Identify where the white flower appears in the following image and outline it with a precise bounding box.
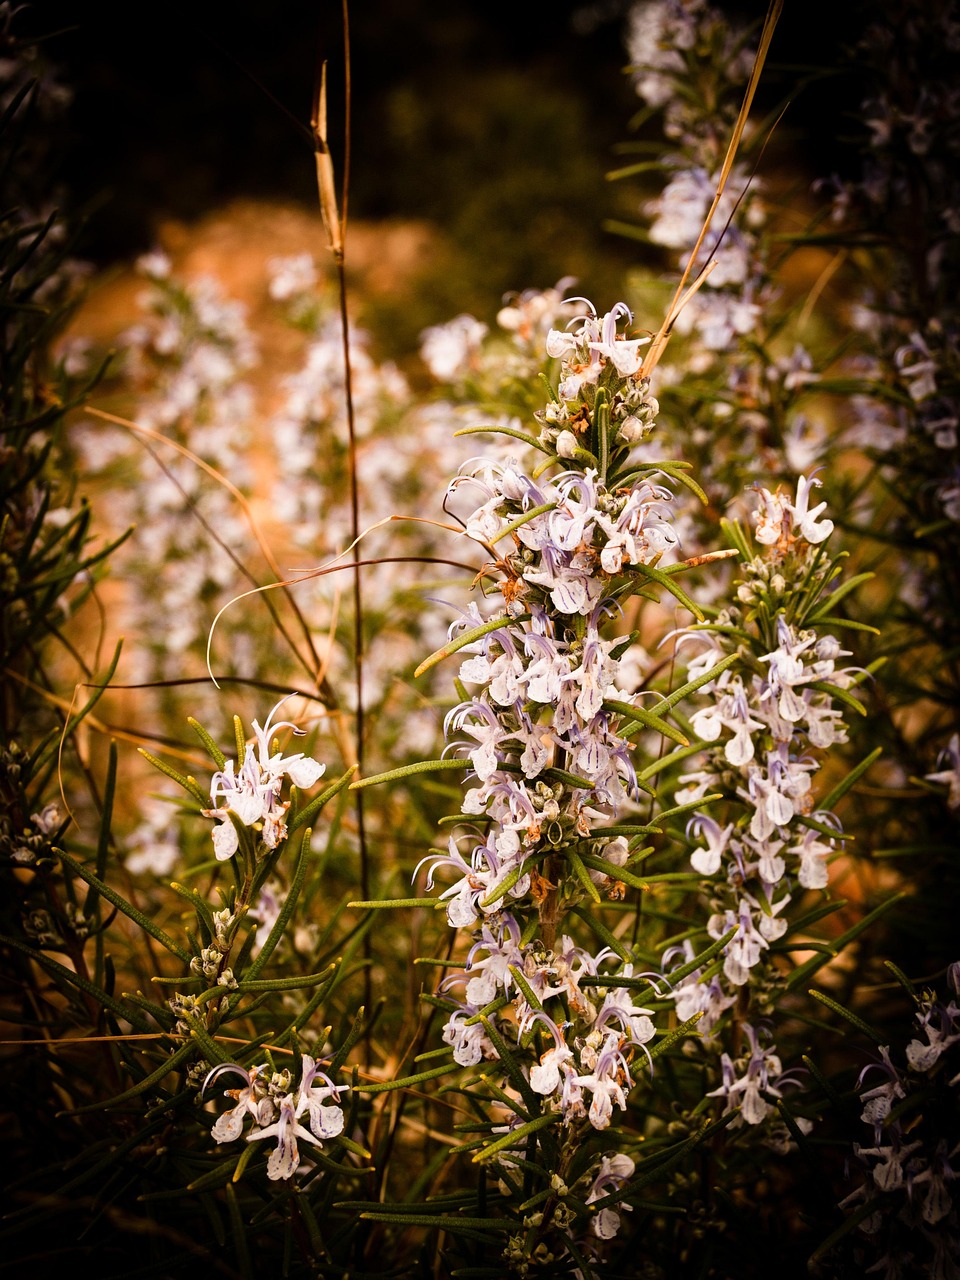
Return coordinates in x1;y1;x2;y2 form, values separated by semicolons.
585;1152;635;1240
295;1056;347;1142
204;699;325;859
267;253;317;301
206;1062;274;1144
136;249;172;279
247;1094;317;1180
707;1024;786;1127
789;475;834;544
420;314;488;381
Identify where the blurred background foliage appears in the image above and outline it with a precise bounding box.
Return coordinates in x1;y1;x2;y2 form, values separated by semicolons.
4;1;960;1276
27;0;866;350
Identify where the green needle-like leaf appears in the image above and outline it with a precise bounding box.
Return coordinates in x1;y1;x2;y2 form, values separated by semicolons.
415;613;531;678
350;758;470;790
55;848;191;961
472;1112;559;1164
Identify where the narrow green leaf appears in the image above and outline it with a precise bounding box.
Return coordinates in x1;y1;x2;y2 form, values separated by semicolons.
810;1197;885;1260
577;852;649;891
139;748;208;804
350;758;470;790
171;881;217;934
463;996;511;1027
49;641;123;760
636;743;704;782
352;1063;460;1093
653;793;724;823
237;826;312;984
472;1112;559;1164
507;965;544;1016
415;613;530;679
809;989;881;1041
567;849;602;903
478;1017;539;1112
578;824;661;838
359;1211;511;1231
802;1053;846;1111
479;853;541;910
808;572;874;620
649;653;739;716
453;424;551;454
819;747;882;812
623;1115;733;1196
224;1183;253;1280
490;500;558;545
796;812;849;839
809;615;880;634
809;680;866;716
786;894;903;990
719;518;754;562
182;1012;233;1065
572;906;632;963
237;963;338;993
605;158;669;180
604;698;688;745
630;561;704;620
186;1158;242;1193
650;926;738;993
324;1005;368;1076
783;899;847;936
55;848;190;961
883;960;917;999
94;739;118;883
334;1133;372;1161
63;1039;196;1114
187;717;227;768
649;1011;704;1060
348;897;439;910
652;462;709;505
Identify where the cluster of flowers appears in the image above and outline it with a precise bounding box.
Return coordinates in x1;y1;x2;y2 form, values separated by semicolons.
622;0;831;545
419;299;699;1265
436;908;658;1132
812;2;960;538
664;475;855;1114
206;1054;347;1181
419;279;579;388
453;461;675;620
625;0;753;144
265;256;511;760
835;964;960;1277
626;0;766;355
120;250;258;444
203;699;325;861
72;251;261;700
165;705;340;1182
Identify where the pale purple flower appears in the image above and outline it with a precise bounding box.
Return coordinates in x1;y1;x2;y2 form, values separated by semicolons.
295;1056;347;1142
205;699;324;859
585;1152;635;1240
247;1094;318;1180
706;1024;789;1127
926;734;960;809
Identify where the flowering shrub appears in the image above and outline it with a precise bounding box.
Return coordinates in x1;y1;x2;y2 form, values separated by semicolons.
338;296;875;1274
2;2;958;1277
